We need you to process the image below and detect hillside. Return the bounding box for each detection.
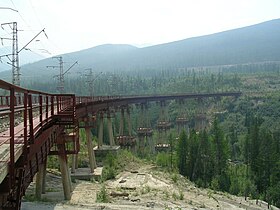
[1,19,280,80]
[22,162,279,210]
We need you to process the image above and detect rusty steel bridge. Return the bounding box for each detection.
[0,79,241,209]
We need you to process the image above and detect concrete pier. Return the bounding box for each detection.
[107,113,115,146]
[85,127,97,172]
[98,113,104,148]
[57,143,72,200]
[35,163,45,199]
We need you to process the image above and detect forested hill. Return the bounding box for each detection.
[1,19,280,78]
[139,18,280,67]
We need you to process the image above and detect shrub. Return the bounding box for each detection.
[96,185,109,203]
[171,173,178,183]
[156,152,169,167]
[102,166,116,181]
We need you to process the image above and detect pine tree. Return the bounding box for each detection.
[177,130,188,176]
[211,119,228,176]
[194,130,214,187]
[211,118,230,191]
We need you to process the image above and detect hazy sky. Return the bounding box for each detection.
[0,0,280,67]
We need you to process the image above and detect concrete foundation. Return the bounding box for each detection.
[71,167,103,182]
[93,145,120,159]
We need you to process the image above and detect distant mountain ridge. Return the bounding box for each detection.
[1,19,280,79]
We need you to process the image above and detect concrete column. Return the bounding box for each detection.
[119,109,124,135]
[126,108,132,136]
[75,131,80,169]
[177,123,180,135]
[58,144,71,200]
[107,115,115,146]
[35,163,44,199]
[71,154,76,173]
[85,127,97,173]
[42,160,47,194]
[138,136,145,154]
[149,136,155,154]
[75,153,79,169]
[98,114,104,148]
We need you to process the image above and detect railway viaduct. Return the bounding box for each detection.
[0,79,241,209]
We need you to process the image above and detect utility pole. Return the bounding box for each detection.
[47,57,78,93]
[0,22,19,86]
[85,68,94,98]
[0,21,47,86]
[12,22,19,86]
[47,56,63,93]
[84,69,102,98]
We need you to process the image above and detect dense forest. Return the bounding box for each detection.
[30,62,280,207]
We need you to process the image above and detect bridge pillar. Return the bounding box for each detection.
[115,106,136,151]
[71,153,79,173]
[156,101,171,152]
[35,163,45,199]
[98,113,104,148]
[58,143,72,200]
[194,98,207,131]
[176,99,189,135]
[42,160,47,194]
[119,108,124,136]
[71,126,80,174]
[85,127,97,172]
[107,113,115,146]
[136,103,154,155]
[126,107,132,136]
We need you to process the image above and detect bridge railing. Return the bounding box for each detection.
[75,95,121,104]
[0,79,75,188]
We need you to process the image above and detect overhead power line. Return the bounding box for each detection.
[47,56,78,93]
[0,21,48,86]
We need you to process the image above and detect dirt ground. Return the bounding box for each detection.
[22,164,279,210]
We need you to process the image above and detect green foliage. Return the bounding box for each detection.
[179,190,184,200]
[241,116,280,206]
[210,177,220,191]
[102,150,139,181]
[156,152,170,167]
[102,165,116,181]
[210,118,229,176]
[96,185,110,203]
[267,182,280,207]
[171,173,179,183]
[47,156,60,170]
[101,153,117,181]
[177,130,188,176]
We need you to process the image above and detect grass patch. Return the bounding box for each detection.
[96,185,110,203]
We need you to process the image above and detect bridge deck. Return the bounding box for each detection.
[0,108,56,184]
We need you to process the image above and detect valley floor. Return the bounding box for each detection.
[22,163,279,210]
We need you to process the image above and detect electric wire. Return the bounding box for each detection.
[9,0,50,58]
[1,1,82,79]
